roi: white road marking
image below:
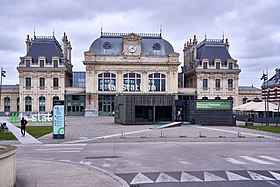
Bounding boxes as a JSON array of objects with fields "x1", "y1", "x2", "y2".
[
  {"x1": 58, "y1": 151, "x2": 80, "y2": 153},
  {"x1": 226, "y1": 158, "x2": 247, "y2": 164},
  {"x1": 155, "y1": 172, "x2": 179, "y2": 183},
  {"x1": 103, "y1": 163, "x2": 112, "y2": 167},
  {"x1": 247, "y1": 171, "x2": 275, "y2": 180},
  {"x1": 82, "y1": 161, "x2": 91, "y2": 166},
  {"x1": 192, "y1": 126, "x2": 280, "y2": 140},
  {"x1": 44, "y1": 143, "x2": 87, "y2": 146},
  {"x1": 65, "y1": 129, "x2": 152, "y2": 144},
  {"x1": 35, "y1": 148, "x2": 61, "y2": 151},
  {"x1": 269, "y1": 171, "x2": 280, "y2": 180},
  {"x1": 60, "y1": 160, "x2": 70, "y2": 162},
  {"x1": 259, "y1": 156, "x2": 280, "y2": 162},
  {"x1": 179, "y1": 161, "x2": 191, "y2": 165},
  {"x1": 204, "y1": 171, "x2": 226, "y2": 181},
  {"x1": 240, "y1": 156, "x2": 273, "y2": 165},
  {"x1": 226, "y1": 171, "x2": 250, "y2": 181},
  {"x1": 180, "y1": 172, "x2": 203, "y2": 182},
  {"x1": 130, "y1": 173, "x2": 154, "y2": 184},
  {"x1": 35, "y1": 148, "x2": 83, "y2": 151}
]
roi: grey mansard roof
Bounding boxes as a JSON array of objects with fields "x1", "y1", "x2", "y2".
[
  {"x1": 89, "y1": 32, "x2": 174, "y2": 56},
  {"x1": 26, "y1": 36, "x2": 64, "y2": 63},
  {"x1": 262, "y1": 68, "x2": 280, "y2": 88},
  {"x1": 196, "y1": 39, "x2": 232, "y2": 65}
]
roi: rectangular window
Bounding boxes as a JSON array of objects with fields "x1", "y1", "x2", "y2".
[
  {"x1": 229, "y1": 62, "x2": 233, "y2": 69},
  {"x1": 216, "y1": 62, "x2": 220, "y2": 69},
  {"x1": 26, "y1": 77, "x2": 31, "y2": 88},
  {"x1": 54, "y1": 60, "x2": 58, "y2": 68},
  {"x1": 40, "y1": 60, "x2": 44, "y2": 68},
  {"x1": 26, "y1": 60, "x2": 31, "y2": 67},
  {"x1": 202, "y1": 79, "x2": 208, "y2": 90},
  {"x1": 228, "y1": 79, "x2": 233, "y2": 90},
  {"x1": 39, "y1": 77, "x2": 45, "y2": 89},
  {"x1": 53, "y1": 78, "x2": 59, "y2": 88},
  {"x1": 203, "y1": 62, "x2": 207, "y2": 69},
  {"x1": 215, "y1": 79, "x2": 221, "y2": 89}
]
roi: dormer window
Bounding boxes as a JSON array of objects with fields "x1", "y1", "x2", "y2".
[
  {"x1": 54, "y1": 60, "x2": 58, "y2": 68},
  {"x1": 216, "y1": 62, "x2": 220, "y2": 69},
  {"x1": 203, "y1": 62, "x2": 208, "y2": 69},
  {"x1": 25, "y1": 60, "x2": 31, "y2": 67},
  {"x1": 228, "y1": 62, "x2": 233, "y2": 69},
  {"x1": 39, "y1": 60, "x2": 44, "y2": 68}
]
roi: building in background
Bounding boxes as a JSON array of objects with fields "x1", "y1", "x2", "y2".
[
  {"x1": 17, "y1": 33, "x2": 73, "y2": 114},
  {"x1": 238, "y1": 86, "x2": 262, "y2": 104},
  {"x1": 262, "y1": 68, "x2": 280, "y2": 105},
  {"x1": 181, "y1": 35, "x2": 241, "y2": 107}
]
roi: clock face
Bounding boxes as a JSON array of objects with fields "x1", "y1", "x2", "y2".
[{"x1": 128, "y1": 43, "x2": 137, "y2": 53}]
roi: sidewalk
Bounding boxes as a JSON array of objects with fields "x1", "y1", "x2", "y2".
[
  {"x1": 0, "y1": 117, "x2": 41, "y2": 144},
  {"x1": 17, "y1": 159, "x2": 127, "y2": 187}
]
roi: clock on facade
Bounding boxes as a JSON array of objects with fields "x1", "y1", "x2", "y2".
[{"x1": 128, "y1": 43, "x2": 137, "y2": 53}]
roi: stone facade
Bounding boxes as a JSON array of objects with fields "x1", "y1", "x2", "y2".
[
  {"x1": 181, "y1": 35, "x2": 241, "y2": 107},
  {"x1": 0, "y1": 85, "x2": 19, "y2": 114},
  {"x1": 83, "y1": 32, "x2": 180, "y2": 116},
  {"x1": 16, "y1": 33, "x2": 72, "y2": 114},
  {"x1": 238, "y1": 86, "x2": 262, "y2": 104}
]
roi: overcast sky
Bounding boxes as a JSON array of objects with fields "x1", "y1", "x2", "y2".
[{"x1": 0, "y1": 0, "x2": 279, "y2": 87}]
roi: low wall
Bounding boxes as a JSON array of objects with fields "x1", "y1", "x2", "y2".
[{"x1": 0, "y1": 144, "x2": 17, "y2": 187}]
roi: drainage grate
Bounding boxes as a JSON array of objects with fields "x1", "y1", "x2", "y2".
[{"x1": 84, "y1": 156, "x2": 120, "y2": 159}]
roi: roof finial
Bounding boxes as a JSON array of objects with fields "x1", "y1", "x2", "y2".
[
  {"x1": 222, "y1": 30, "x2": 225, "y2": 41},
  {"x1": 53, "y1": 27, "x2": 55, "y2": 37},
  {"x1": 204, "y1": 29, "x2": 207, "y2": 40},
  {"x1": 34, "y1": 26, "x2": 36, "y2": 38},
  {"x1": 101, "y1": 20, "x2": 103, "y2": 36},
  {"x1": 160, "y1": 24, "x2": 162, "y2": 36}
]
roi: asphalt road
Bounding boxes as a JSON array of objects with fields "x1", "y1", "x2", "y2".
[{"x1": 16, "y1": 141, "x2": 280, "y2": 187}]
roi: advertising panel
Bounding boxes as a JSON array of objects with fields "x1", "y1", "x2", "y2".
[
  {"x1": 53, "y1": 105, "x2": 65, "y2": 139},
  {"x1": 196, "y1": 101, "x2": 231, "y2": 110}
]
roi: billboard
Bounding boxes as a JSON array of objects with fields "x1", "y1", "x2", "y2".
[{"x1": 196, "y1": 101, "x2": 231, "y2": 110}]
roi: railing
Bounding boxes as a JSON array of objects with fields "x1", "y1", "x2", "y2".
[{"x1": 101, "y1": 32, "x2": 161, "y2": 38}]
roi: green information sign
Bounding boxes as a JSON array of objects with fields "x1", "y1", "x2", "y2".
[{"x1": 196, "y1": 101, "x2": 231, "y2": 110}]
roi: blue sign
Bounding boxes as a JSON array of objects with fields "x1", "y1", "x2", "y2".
[{"x1": 53, "y1": 105, "x2": 65, "y2": 139}]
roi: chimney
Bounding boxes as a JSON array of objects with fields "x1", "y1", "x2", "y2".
[
  {"x1": 193, "y1": 35, "x2": 198, "y2": 60},
  {"x1": 25, "y1": 35, "x2": 31, "y2": 53},
  {"x1": 62, "y1": 32, "x2": 68, "y2": 62},
  {"x1": 225, "y1": 38, "x2": 230, "y2": 51},
  {"x1": 67, "y1": 41, "x2": 72, "y2": 64},
  {"x1": 276, "y1": 68, "x2": 280, "y2": 80}
]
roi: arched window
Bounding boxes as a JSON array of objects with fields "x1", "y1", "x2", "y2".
[
  {"x1": 53, "y1": 96, "x2": 59, "y2": 101},
  {"x1": 123, "y1": 73, "x2": 141, "y2": 92},
  {"x1": 215, "y1": 97, "x2": 221, "y2": 100},
  {"x1": 98, "y1": 73, "x2": 116, "y2": 91},
  {"x1": 148, "y1": 73, "x2": 166, "y2": 92},
  {"x1": 39, "y1": 96, "x2": 46, "y2": 112},
  {"x1": 25, "y1": 96, "x2": 32, "y2": 112},
  {"x1": 202, "y1": 97, "x2": 208, "y2": 100},
  {"x1": 4, "y1": 97, "x2": 10, "y2": 112}
]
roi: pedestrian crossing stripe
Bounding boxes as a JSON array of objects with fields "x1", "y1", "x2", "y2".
[
  {"x1": 204, "y1": 171, "x2": 226, "y2": 181},
  {"x1": 130, "y1": 173, "x2": 154, "y2": 184},
  {"x1": 269, "y1": 171, "x2": 280, "y2": 180},
  {"x1": 180, "y1": 172, "x2": 203, "y2": 182},
  {"x1": 248, "y1": 171, "x2": 275, "y2": 180},
  {"x1": 121, "y1": 170, "x2": 280, "y2": 185},
  {"x1": 155, "y1": 172, "x2": 179, "y2": 183},
  {"x1": 226, "y1": 171, "x2": 250, "y2": 181}
]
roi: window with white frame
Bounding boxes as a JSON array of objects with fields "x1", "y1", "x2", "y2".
[
  {"x1": 228, "y1": 79, "x2": 233, "y2": 89},
  {"x1": 98, "y1": 73, "x2": 116, "y2": 91},
  {"x1": 123, "y1": 73, "x2": 141, "y2": 92},
  {"x1": 203, "y1": 62, "x2": 208, "y2": 69},
  {"x1": 4, "y1": 97, "x2": 10, "y2": 112},
  {"x1": 39, "y1": 96, "x2": 45, "y2": 112},
  {"x1": 148, "y1": 73, "x2": 166, "y2": 92},
  {"x1": 202, "y1": 79, "x2": 208, "y2": 90},
  {"x1": 25, "y1": 96, "x2": 32, "y2": 112},
  {"x1": 215, "y1": 79, "x2": 221, "y2": 89}
]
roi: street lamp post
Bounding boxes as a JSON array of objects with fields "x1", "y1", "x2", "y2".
[
  {"x1": 0, "y1": 67, "x2": 6, "y2": 109},
  {"x1": 261, "y1": 71, "x2": 268, "y2": 126}
]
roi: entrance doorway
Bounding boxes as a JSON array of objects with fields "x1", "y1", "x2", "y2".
[
  {"x1": 66, "y1": 95, "x2": 85, "y2": 116},
  {"x1": 98, "y1": 95, "x2": 114, "y2": 116}
]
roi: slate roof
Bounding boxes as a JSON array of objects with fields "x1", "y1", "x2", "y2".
[
  {"x1": 196, "y1": 39, "x2": 232, "y2": 65},
  {"x1": 262, "y1": 68, "x2": 280, "y2": 88},
  {"x1": 26, "y1": 36, "x2": 64, "y2": 63},
  {"x1": 0, "y1": 85, "x2": 19, "y2": 89},
  {"x1": 89, "y1": 32, "x2": 174, "y2": 56},
  {"x1": 239, "y1": 86, "x2": 261, "y2": 91}
]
